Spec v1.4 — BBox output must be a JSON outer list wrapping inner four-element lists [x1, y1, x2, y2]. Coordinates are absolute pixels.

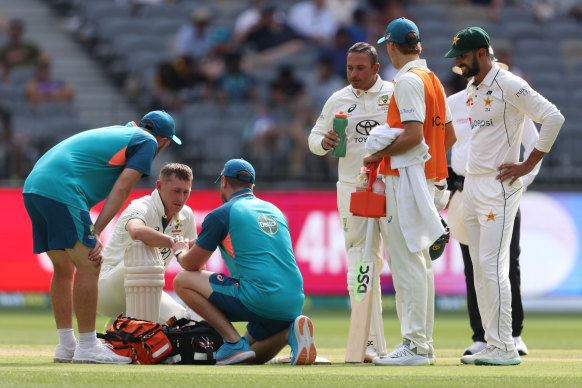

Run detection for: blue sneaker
[[216, 336, 256, 365], [288, 315, 316, 365]]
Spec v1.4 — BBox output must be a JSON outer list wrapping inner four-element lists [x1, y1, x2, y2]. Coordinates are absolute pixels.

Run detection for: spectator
[[320, 27, 354, 77], [151, 56, 208, 110], [0, 19, 45, 82], [459, 0, 505, 22], [326, 0, 359, 25], [345, 8, 370, 43], [287, 0, 338, 45], [25, 59, 74, 106], [174, 7, 216, 60], [306, 54, 346, 112], [269, 65, 306, 107], [233, 0, 271, 43], [216, 51, 256, 104], [243, 5, 304, 67]]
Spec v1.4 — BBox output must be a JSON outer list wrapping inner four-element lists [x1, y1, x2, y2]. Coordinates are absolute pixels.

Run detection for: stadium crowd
[[0, 0, 579, 186]]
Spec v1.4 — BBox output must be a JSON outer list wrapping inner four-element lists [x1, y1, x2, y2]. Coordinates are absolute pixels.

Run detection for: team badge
[[258, 214, 278, 235], [485, 210, 497, 222], [484, 96, 492, 107], [453, 35, 460, 45], [377, 95, 389, 106]]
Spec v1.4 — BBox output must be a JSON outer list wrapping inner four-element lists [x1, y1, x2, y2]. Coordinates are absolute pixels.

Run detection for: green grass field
[[1, 306, 581, 388]]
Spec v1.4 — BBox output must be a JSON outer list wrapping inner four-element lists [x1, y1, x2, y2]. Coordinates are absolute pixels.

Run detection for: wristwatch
[[174, 250, 184, 258]]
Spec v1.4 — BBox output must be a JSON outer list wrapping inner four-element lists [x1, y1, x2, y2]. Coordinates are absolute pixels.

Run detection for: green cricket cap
[[444, 27, 490, 58]]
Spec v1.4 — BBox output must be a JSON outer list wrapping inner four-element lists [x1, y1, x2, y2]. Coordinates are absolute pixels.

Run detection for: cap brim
[[172, 135, 182, 145], [377, 36, 387, 44], [214, 174, 222, 184], [444, 47, 471, 58]]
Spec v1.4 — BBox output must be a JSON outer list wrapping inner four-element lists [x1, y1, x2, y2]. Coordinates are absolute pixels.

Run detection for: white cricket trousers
[[382, 175, 435, 355], [463, 173, 522, 352], [337, 181, 388, 355], [98, 262, 189, 324]]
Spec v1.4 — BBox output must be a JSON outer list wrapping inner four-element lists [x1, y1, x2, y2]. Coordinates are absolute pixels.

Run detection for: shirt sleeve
[[308, 93, 336, 155], [122, 200, 148, 230], [395, 73, 426, 124], [195, 212, 228, 252], [504, 77, 564, 153], [521, 118, 542, 188], [125, 131, 158, 177]]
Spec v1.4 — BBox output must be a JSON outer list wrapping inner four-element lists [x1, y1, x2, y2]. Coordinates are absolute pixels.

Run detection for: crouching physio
[[171, 159, 316, 365]]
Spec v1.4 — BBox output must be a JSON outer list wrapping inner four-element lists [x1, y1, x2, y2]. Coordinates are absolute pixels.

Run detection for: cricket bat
[[345, 218, 375, 363]]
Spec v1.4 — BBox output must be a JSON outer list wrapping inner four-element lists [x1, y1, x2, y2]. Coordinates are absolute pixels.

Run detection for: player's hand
[[363, 153, 382, 167], [497, 162, 531, 185], [172, 236, 189, 252], [321, 129, 340, 151], [88, 234, 104, 265]]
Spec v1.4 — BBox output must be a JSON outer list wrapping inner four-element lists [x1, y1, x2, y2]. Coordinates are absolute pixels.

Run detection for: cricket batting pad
[[124, 241, 165, 322]]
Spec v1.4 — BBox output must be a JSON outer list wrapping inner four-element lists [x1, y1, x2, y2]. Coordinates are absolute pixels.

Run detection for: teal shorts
[[23, 193, 96, 253], [208, 273, 292, 341]]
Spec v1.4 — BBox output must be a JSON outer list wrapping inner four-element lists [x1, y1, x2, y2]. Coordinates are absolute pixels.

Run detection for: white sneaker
[[474, 346, 521, 366], [428, 353, 435, 364], [463, 341, 487, 356], [54, 344, 75, 363], [373, 342, 429, 366], [72, 342, 132, 364], [461, 345, 493, 364], [514, 336, 529, 356], [364, 347, 378, 363]]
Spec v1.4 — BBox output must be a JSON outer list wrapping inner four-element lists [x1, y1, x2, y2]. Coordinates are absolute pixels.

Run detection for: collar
[[229, 188, 254, 201], [350, 75, 385, 98], [394, 59, 428, 82], [469, 63, 500, 88], [151, 189, 187, 223]]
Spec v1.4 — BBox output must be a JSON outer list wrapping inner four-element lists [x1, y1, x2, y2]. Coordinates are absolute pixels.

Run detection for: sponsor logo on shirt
[[258, 214, 278, 235], [466, 98, 474, 106], [347, 104, 357, 113], [355, 120, 380, 137], [515, 87, 532, 98], [400, 108, 415, 114], [471, 119, 494, 129]]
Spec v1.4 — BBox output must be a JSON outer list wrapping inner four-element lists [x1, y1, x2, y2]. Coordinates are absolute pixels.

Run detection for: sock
[[57, 328, 77, 349], [78, 331, 98, 349]]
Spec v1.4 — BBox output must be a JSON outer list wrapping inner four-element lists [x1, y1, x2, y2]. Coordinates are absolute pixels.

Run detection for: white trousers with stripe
[[463, 173, 522, 352]]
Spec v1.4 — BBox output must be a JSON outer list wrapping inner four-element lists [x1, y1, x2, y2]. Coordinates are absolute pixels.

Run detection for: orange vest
[[379, 68, 448, 181]]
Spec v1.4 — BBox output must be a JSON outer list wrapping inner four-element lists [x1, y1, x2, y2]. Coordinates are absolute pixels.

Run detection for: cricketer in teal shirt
[[196, 187, 304, 321], [23, 124, 157, 211]]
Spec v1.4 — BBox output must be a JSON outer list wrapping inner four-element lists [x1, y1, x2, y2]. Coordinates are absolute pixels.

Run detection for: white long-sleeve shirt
[[448, 88, 541, 187], [308, 75, 394, 185], [464, 63, 564, 176], [102, 189, 197, 270]]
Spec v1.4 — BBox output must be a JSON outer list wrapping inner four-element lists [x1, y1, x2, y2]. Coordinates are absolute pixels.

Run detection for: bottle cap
[[335, 111, 347, 118]]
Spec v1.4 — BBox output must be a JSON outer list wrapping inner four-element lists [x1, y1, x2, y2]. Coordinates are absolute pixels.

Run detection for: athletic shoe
[[461, 345, 492, 365], [463, 341, 487, 355], [72, 342, 132, 364], [373, 340, 429, 366], [474, 347, 521, 366], [53, 344, 75, 363], [364, 347, 378, 363], [216, 336, 256, 365], [428, 353, 436, 365], [288, 315, 316, 365], [514, 336, 529, 356]]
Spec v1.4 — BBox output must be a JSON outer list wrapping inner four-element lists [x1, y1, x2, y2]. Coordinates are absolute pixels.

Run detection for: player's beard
[[462, 52, 480, 79]]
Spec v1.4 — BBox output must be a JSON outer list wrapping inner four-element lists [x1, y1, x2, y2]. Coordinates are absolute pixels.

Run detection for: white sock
[[57, 328, 77, 349], [78, 331, 98, 349]]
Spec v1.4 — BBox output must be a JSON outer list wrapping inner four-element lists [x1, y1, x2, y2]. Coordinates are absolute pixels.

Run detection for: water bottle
[[372, 175, 385, 195], [332, 111, 348, 157], [356, 167, 369, 192]]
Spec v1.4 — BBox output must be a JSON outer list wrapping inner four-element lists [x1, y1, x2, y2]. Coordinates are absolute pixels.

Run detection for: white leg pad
[[124, 241, 165, 322]]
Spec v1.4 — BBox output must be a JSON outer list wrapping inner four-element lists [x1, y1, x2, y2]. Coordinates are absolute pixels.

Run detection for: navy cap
[[377, 17, 420, 45], [215, 159, 255, 184], [139, 110, 181, 145]]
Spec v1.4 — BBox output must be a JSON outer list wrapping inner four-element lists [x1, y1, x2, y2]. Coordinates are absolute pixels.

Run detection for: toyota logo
[[355, 120, 380, 136]]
